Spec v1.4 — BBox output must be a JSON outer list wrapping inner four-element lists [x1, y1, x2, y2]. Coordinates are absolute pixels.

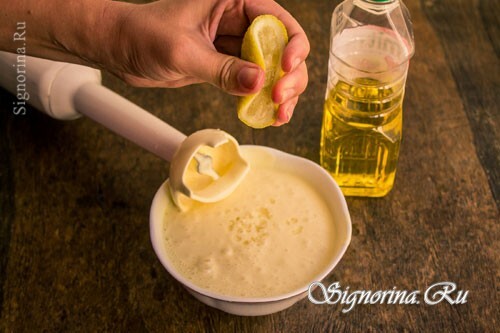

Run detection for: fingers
[[244, 0, 310, 126], [272, 61, 308, 104], [273, 96, 298, 126], [269, 61, 307, 125], [214, 0, 248, 36], [120, 73, 203, 88], [245, 0, 309, 62], [281, 32, 310, 73], [214, 36, 243, 56], [185, 43, 265, 95]]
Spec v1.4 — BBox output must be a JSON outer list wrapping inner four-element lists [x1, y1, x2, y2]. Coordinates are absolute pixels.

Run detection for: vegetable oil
[[321, 0, 414, 196], [320, 77, 404, 197]]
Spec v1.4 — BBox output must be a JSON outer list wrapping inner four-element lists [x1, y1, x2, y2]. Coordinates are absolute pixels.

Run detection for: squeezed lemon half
[[237, 15, 288, 128]]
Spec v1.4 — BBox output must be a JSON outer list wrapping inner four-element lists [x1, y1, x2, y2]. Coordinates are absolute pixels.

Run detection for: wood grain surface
[[0, 0, 498, 331]]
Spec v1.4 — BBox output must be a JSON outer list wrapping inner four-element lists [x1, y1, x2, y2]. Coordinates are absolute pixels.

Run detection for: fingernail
[[238, 67, 261, 91]]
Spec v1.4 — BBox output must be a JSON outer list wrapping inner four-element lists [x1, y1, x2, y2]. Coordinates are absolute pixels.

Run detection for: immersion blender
[[0, 51, 249, 206]]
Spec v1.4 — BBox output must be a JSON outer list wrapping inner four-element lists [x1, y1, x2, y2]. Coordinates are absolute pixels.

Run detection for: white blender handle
[[0, 51, 186, 162]]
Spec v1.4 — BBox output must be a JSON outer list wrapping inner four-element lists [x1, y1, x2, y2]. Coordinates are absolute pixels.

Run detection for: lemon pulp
[[237, 15, 288, 128]]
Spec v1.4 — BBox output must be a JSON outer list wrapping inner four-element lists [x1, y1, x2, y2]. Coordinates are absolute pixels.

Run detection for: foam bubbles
[[162, 164, 336, 298]]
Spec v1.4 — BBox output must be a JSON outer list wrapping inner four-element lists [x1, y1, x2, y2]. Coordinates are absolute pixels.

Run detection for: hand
[[105, 0, 309, 125], [0, 0, 309, 126]]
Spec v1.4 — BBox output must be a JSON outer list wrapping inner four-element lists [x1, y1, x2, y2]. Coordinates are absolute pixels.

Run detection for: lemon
[[238, 15, 288, 128]]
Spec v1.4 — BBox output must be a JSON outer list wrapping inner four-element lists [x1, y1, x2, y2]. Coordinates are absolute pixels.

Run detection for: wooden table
[[0, 0, 498, 331]]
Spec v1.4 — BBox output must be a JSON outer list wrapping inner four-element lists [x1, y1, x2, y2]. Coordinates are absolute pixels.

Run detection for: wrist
[[0, 0, 132, 69], [47, 0, 128, 68]]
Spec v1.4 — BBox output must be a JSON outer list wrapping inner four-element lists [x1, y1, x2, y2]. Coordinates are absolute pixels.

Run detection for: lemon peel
[[237, 15, 288, 129]]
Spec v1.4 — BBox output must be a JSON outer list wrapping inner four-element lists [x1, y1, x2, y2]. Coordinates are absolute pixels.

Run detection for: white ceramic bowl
[[150, 146, 351, 316]]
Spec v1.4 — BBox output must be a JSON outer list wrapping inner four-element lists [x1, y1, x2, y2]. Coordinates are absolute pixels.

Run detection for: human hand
[[104, 0, 309, 125]]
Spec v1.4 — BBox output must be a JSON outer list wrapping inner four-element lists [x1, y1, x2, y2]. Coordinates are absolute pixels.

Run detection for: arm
[[0, 0, 309, 125], [0, 0, 121, 68]]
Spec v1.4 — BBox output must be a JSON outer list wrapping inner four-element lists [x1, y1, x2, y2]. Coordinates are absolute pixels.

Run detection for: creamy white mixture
[[163, 153, 336, 298]]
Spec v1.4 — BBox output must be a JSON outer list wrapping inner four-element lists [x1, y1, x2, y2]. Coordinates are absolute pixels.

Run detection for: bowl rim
[[150, 145, 352, 304]]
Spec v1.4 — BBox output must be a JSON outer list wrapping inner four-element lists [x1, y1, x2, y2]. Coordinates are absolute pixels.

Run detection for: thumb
[[188, 46, 264, 95]]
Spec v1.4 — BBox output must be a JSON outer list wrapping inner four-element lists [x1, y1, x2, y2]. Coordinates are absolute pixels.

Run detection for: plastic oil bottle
[[320, 0, 415, 197]]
